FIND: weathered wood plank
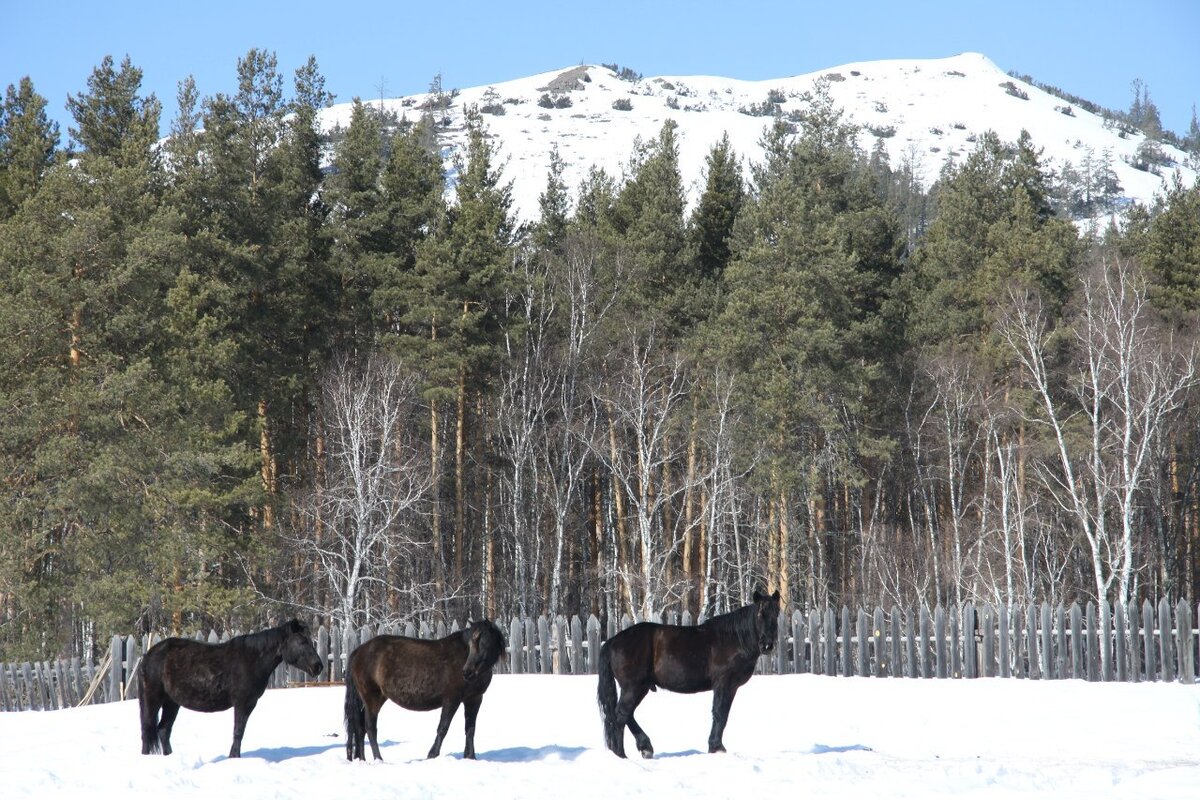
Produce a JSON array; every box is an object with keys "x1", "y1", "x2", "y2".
[
  {"x1": 570, "y1": 616, "x2": 584, "y2": 675},
  {"x1": 793, "y1": 610, "x2": 807, "y2": 674},
  {"x1": 587, "y1": 615, "x2": 601, "y2": 673},
  {"x1": 1040, "y1": 603, "x2": 1053, "y2": 679},
  {"x1": 919, "y1": 606, "x2": 932, "y2": 679},
  {"x1": 509, "y1": 618, "x2": 523, "y2": 674},
  {"x1": 1142, "y1": 600, "x2": 1156, "y2": 681},
  {"x1": 1099, "y1": 601, "x2": 1113, "y2": 682},
  {"x1": 999, "y1": 605, "x2": 1011, "y2": 679},
  {"x1": 980, "y1": 604, "x2": 995, "y2": 678},
  {"x1": 905, "y1": 607, "x2": 918, "y2": 679},
  {"x1": 1158, "y1": 598, "x2": 1174, "y2": 683},
  {"x1": 934, "y1": 605, "x2": 947, "y2": 679},
  {"x1": 950, "y1": 607, "x2": 962, "y2": 679},
  {"x1": 1085, "y1": 602, "x2": 1099, "y2": 681},
  {"x1": 1115, "y1": 602, "x2": 1128, "y2": 683},
  {"x1": 889, "y1": 606, "x2": 902, "y2": 678},
  {"x1": 1176, "y1": 600, "x2": 1194, "y2": 684},
  {"x1": 855, "y1": 608, "x2": 869, "y2": 677},
  {"x1": 840, "y1": 606, "x2": 852, "y2": 677}
]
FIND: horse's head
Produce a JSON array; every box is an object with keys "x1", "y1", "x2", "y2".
[
  {"x1": 751, "y1": 589, "x2": 782, "y2": 654},
  {"x1": 281, "y1": 619, "x2": 324, "y2": 677},
  {"x1": 463, "y1": 620, "x2": 505, "y2": 682}
]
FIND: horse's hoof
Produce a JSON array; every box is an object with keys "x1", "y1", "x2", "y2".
[
  {"x1": 639, "y1": 748, "x2": 654, "y2": 759},
  {"x1": 709, "y1": 744, "x2": 726, "y2": 754}
]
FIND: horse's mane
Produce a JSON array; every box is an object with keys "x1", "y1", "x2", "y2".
[
  {"x1": 698, "y1": 603, "x2": 759, "y2": 656},
  {"x1": 232, "y1": 620, "x2": 301, "y2": 655}
]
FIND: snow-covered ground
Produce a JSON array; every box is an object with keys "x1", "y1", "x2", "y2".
[
  {"x1": 3, "y1": 674, "x2": 1199, "y2": 799},
  {"x1": 319, "y1": 53, "x2": 1197, "y2": 224}
]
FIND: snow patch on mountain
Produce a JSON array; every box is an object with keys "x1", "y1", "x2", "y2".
[{"x1": 318, "y1": 53, "x2": 1196, "y2": 224}]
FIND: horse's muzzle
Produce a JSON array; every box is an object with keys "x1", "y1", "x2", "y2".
[
  {"x1": 306, "y1": 657, "x2": 324, "y2": 677},
  {"x1": 760, "y1": 640, "x2": 775, "y2": 654}
]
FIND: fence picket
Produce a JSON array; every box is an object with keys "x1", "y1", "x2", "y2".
[
  {"x1": 950, "y1": 608, "x2": 962, "y2": 679},
  {"x1": 1176, "y1": 600, "x2": 1194, "y2": 684},
  {"x1": 903, "y1": 607, "x2": 917, "y2": 679},
  {"x1": 1158, "y1": 599, "x2": 1174, "y2": 683},
  {"x1": 840, "y1": 607, "x2": 852, "y2": 677},
  {"x1": 1027, "y1": 604, "x2": 1036, "y2": 681},
  {"x1": 1142, "y1": 600, "x2": 1156, "y2": 681},
  {"x1": 855, "y1": 608, "x2": 869, "y2": 677},
  {"x1": 998, "y1": 605, "x2": 1009, "y2": 679},
  {"x1": 888, "y1": 606, "x2": 902, "y2": 678},
  {"x1": 1099, "y1": 601, "x2": 1112, "y2": 682}
]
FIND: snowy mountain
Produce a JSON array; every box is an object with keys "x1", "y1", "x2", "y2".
[{"x1": 317, "y1": 52, "x2": 1197, "y2": 224}]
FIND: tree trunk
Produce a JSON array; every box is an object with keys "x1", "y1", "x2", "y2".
[
  {"x1": 682, "y1": 403, "x2": 699, "y2": 613},
  {"x1": 455, "y1": 362, "x2": 467, "y2": 590},
  {"x1": 258, "y1": 399, "x2": 276, "y2": 529},
  {"x1": 430, "y1": 402, "x2": 444, "y2": 598},
  {"x1": 778, "y1": 490, "x2": 790, "y2": 608},
  {"x1": 607, "y1": 407, "x2": 634, "y2": 617}
]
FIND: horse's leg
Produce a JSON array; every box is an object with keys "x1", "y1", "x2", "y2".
[
  {"x1": 140, "y1": 689, "x2": 162, "y2": 754},
  {"x1": 615, "y1": 682, "x2": 653, "y2": 759},
  {"x1": 157, "y1": 698, "x2": 181, "y2": 756},
  {"x1": 229, "y1": 699, "x2": 257, "y2": 758},
  {"x1": 365, "y1": 695, "x2": 386, "y2": 761},
  {"x1": 461, "y1": 694, "x2": 482, "y2": 760},
  {"x1": 427, "y1": 699, "x2": 460, "y2": 759},
  {"x1": 707, "y1": 682, "x2": 739, "y2": 753}
]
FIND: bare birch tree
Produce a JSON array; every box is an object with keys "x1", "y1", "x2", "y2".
[
  {"x1": 593, "y1": 330, "x2": 696, "y2": 619},
  {"x1": 1000, "y1": 255, "x2": 1197, "y2": 604},
  {"x1": 284, "y1": 354, "x2": 431, "y2": 646}
]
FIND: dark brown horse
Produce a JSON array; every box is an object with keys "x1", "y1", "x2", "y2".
[
  {"x1": 138, "y1": 619, "x2": 324, "y2": 758},
  {"x1": 344, "y1": 620, "x2": 506, "y2": 761},
  {"x1": 598, "y1": 589, "x2": 781, "y2": 758}
]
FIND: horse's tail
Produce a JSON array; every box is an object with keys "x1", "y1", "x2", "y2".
[
  {"x1": 597, "y1": 639, "x2": 623, "y2": 756},
  {"x1": 138, "y1": 645, "x2": 162, "y2": 754},
  {"x1": 344, "y1": 666, "x2": 366, "y2": 761}
]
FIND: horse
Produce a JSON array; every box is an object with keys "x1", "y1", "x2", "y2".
[
  {"x1": 138, "y1": 619, "x2": 324, "y2": 758},
  {"x1": 597, "y1": 589, "x2": 781, "y2": 758},
  {"x1": 344, "y1": 619, "x2": 506, "y2": 761}
]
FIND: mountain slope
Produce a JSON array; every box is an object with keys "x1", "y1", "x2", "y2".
[{"x1": 318, "y1": 52, "x2": 1197, "y2": 224}]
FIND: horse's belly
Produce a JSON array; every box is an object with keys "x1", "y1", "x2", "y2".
[{"x1": 653, "y1": 664, "x2": 712, "y2": 694}]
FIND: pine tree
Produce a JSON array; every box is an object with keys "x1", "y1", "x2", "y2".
[
  {"x1": 717, "y1": 83, "x2": 903, "y2": 604},
  {"x1": 688, "y1": 133, "x2": 744, "y2": 314},
  {"x1": 0, "y1": 77, "x2": 60, "y2": 218},
  {"x1": 612, "y1": 121, "x2": 690, "y2": 333},
  {"x1": 535, "y1": 143, "x2": 570, "y2": 252},
  {"x1": 393, "y1": 111, "x2": 515, "y2": 596},
  {"x1": 0, "y1": 55, "x2": 175, "y2": 652},
  {"x1": 1139, "y1": 178, "x2": 1200, "y2": 323}
]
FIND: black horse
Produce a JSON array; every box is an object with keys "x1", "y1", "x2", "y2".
[
  {"x1": 598, "y1": 589, "x2": 781, "y2": 758},
  {"x1": 344, "y1": 620, "x2": 506, "y2": 761},
  {"x1": 138, "y1": 619, "x2": 324, "y2": 758}
]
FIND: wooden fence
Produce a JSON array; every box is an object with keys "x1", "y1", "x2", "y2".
[{"x1": 2, "y1": 598, "x2": 1197, "y2": 711}]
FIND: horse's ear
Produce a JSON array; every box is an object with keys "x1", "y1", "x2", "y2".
[
  {"x1": 772, "y1": 590, "x2": 780, "y2": 601},
  {"x1": 753, "y1": 589, "x2": 765, "y2": 603}
]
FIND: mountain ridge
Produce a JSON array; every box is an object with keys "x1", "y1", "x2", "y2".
[{"x1": 317, "y1": 52, "x2": 1197, "y2": 224}]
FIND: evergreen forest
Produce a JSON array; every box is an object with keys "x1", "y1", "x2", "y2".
[{"x1": 3, "y1": 52, "x2": 1200, "y2": 661}]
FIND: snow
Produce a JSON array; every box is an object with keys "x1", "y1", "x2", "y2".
[
  {"x1": 317, "y1": 53, "x2": 1197, "y2": 224},
  {"x1": 4, "y1": 674, "x2": 1200, "y2": 799}
]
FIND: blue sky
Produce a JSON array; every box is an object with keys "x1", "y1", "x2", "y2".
[{"x1": 3, "y1": 0, "x2": 1197, "y2": 140}]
